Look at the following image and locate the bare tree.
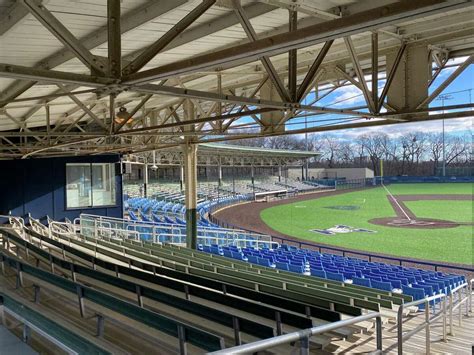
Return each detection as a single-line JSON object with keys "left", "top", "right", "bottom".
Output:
{"left": 446, "top": 134, "right": 470, "bottom": 165}
{"left": 337, "top": 141, "right": 356, "bottom": 165}
{"left": 319, "top": 135, "right": 341, "bottom": 168}
{"left": 427, "top": 133, "right": 444, "bottom": 174}
{"left": 357, "top": 133, "right": 387, "bottom": 174}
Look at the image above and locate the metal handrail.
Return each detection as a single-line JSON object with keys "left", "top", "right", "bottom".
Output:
{"left": 469, "top": 279, "right": 473, "bottom": 313}
{"left": 208, "top": 311, "right": 383, "bottom": 355}
{"left": 2, "top": 307, "right": 79, "bottom": 355}
{"left": 271, "top": 236, "right": 474, "bottom": 274}
{"left": 448, "top": 282, "right": 470, "bottom": 335}
{"left": 83, "top": 223, "right": 278, "bottom": 248}
{"left": 397, "top": 293, "right": 447, "bottom": 355}
{"left": 80, "top": 213, "right": 267, "bottom": 236}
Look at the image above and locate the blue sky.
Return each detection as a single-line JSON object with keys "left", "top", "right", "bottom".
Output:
{"left": 226, "top": 57, "right": 473, "bottom": 140}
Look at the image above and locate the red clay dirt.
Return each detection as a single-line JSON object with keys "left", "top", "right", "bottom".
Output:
{"left": 369, "top": 194, "right": 473, "bottom": 229}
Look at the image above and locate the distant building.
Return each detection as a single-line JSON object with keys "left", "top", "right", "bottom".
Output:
{"left": 288, "top": 167, "right": 374, "bottom": 181}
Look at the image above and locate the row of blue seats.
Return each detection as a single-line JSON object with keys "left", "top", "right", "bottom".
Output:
{"left": 202, "top": 245, "right": 465, "bottom": 303}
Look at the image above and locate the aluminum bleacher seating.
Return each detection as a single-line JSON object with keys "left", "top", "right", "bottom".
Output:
{"left": 200, "top": 243, "right": 465, "bottom": 303}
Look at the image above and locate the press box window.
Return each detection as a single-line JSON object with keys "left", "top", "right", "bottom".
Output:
{"left": 66, "top": 163, "right": 116, "bottom": 208}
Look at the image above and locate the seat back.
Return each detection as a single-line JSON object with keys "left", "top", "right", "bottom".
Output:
{"left": 326, "top": 271, "right": 344, "bottom": 282}
{"left": 353, "top": 277, "right": 371, "bottom": 288}
{"left": 372, "top": 280, "right": 393, "bottom": 292}
{"left": 288, "top": 264, "right": 304, "bottom": 273}
{"left": 310, "top": 269, "right": 326, "bottom": 279}
{"left": 275, "top": 261, "right": 289, "bottom": 271}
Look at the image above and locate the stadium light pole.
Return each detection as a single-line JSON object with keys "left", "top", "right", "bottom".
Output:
{"left": 436, "top": 94, "right": 453, "bottom": 177}
{"left": 304, "top": 95, "right": 309, "bottom": 181}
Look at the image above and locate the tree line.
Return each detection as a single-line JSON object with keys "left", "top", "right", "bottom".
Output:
{"left": 228, "top": 131, "right": 471, "bottom": 176}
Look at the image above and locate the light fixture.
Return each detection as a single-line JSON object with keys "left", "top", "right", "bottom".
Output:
{"left": 114, "top": 107, "right": 132, "bottom": 126}
{"left": 151, "top": 150, "right": 158, "bottom": 171}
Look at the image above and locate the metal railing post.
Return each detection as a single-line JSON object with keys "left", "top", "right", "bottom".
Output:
{"left": 376, "top": 315, "right": 382, "bottom": 351}
{"left": 300, "top": 336, "right": 309, "bottom": 355}
{"left": 425, "top": 299, "right": 430, "bottom": 355}
{"left": 449, "top": 293, "right": 454, "bottom": 335}
{"left": 397, "top": 304, "right": 404, "bottom": 355}
{"left": 442, "top": 296, "right": 447, "bottom": 342}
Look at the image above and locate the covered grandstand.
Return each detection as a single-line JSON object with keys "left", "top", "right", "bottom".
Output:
{"left": 0, "top": 0, "right": 473, "bottom": 354}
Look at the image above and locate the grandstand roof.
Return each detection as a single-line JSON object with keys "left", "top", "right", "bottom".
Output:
{"left": 200, "top": 143, "right": 319, "bottom": 158}
{"left": 126, "top": 142, "right": 317, "bottom": 166}
{"left": 0, "top": 0, "right": 472, "bottom": 158}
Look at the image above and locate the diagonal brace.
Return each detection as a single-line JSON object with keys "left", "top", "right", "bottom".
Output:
{"left": 20, "top": 0, "right": 106, "bottom": 74}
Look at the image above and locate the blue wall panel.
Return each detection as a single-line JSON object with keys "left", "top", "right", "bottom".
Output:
{"left": 0, "top": 155, "right": 123, "bottom": 222}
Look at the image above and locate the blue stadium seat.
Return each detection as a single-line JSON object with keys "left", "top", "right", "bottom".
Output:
{"left": 288, "top": 264, "right": 304, "bottom": 273}
{"left": 353, "top": 277, "right": 371, "bottom": 288}
{"left": 385, "top": 279, "right": 402, "bottom": 289}
{"left": 371, "top": 280, "right": 393, "bottom": 292}
{"left": 258, "top": 257, "right": 274, "bottom": 268}
{"left": 210, "top": 246, "right": 221, "bottom": 255}
{"left": 247, "top": 255, "right": 259, "bottom": 264}
{"left": 310, "top": 269, "right": 326, "bottom": 279}
{"left": 402, "top": 285, "right": 426, "bottom": 301}
{"left": 342, "top": 271, "right": 356, "bottom": 280}
{"left": 231, "top": 252, "right": 246, "bottom": 261}
{"left": 326, "top": 271, "right": 344, "bottom": 282}
{"left": 275, "top": 261, "right": 289, "bottom": 271}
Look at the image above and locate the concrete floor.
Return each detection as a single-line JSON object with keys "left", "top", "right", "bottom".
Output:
{"left": 0, "top": 326, "right": 37, "bottom": 355}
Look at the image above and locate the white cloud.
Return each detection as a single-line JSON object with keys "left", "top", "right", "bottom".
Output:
{"left": 327, "top": 85, "right": 364, "bottom": 107}
{"left": 325, "top": 116, "right": 473, "bottom": 140}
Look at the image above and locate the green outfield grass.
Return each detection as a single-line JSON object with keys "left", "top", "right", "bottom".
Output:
{"left": 260, "top": 183, "right": 473, "bottom": 264}
{"left": 404, "top": 200, "right": 472, "bottom": 223}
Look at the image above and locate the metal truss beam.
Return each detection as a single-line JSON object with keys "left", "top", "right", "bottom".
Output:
{"left": 123, "top": 0, "right": 471, "bottom": 85}
{"left": 134, "top": 83, "right": 367, "bottom": 116}
{"left": 232, "top": 0, "right": 290, "bottom": 102}
{"left": 296, "top": 40, "right": 333, "bottom": 102}
{"left": 57, "top": 85, "right": 108, "bottom": 130}
{"left": 288, "top": 8, "right": 298, "bottom": 102}
{"left": 0, "top": 64, "right": 115, "bottom": 87}
{"left": 0, "top": 1, "right": 33, "bottom": 36}
{"left": 200, "top": 110, "right": 474, "bottom": 145}
{"left": 115, "top": 94, "right": 153, "bottom": 133}
{"left": 417, "top": 55, "right": 474, "bottom": 108}
{"left": 107, "top": 0, "right": 121, "bottom": 78}
{"left": 259, "top": 0, "right": 340, "bottom": 21}
{"left": 20, "top": 0, "right": 105, "bottom": 74}
{"left": 123, "top": 0, "right": 216, "bottom": 75}
{"left": 378, "top": 41, "right": 407, "bottom": 112}
{"left": 344, "top": 36, "right": 375, "bottom": 113}
{"left": 371, "top": 32, "right": 379, "bottom": 109}
{"left": 0, "top": 0, "right": 188, "bottom": 108}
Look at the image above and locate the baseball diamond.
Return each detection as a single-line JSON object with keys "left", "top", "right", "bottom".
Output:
{"left": 215, "top": 183, "right": 473, "bottom": 265}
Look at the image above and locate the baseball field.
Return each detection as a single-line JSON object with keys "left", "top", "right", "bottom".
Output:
{"left": 260, "top": 183, "right": 473, "bottom": 264}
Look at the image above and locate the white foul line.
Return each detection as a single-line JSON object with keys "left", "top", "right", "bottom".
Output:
{"left": 382, "top": 183, "right": 412, "bottom": 221}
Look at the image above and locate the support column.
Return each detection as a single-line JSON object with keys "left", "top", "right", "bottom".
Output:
{"left": 260, "top": 81, "right": 285, "bottom": 134}
{"left": 278, "top": 165, "right": 282, "bottom": 182}
{"left": 179, "top": 164, "right": 184, "bottom": 192}
{"left": 182, "top": 99, "right": 198, "bottom": 249}
{"left": 143, "top": 162, "right": 148, "bottom": 198}
{"left": 183, "top": 143, "right": 198, "bottom": 249}
{"left": 218, "top": 163, "right": 223, "bottom": 187}
{"left": 387, "top": 43, "right": 430, "bottom": 111}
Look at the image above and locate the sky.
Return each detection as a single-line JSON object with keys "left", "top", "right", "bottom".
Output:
{"left": 226, "top": 57, "right": 473, "bottom": 141}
